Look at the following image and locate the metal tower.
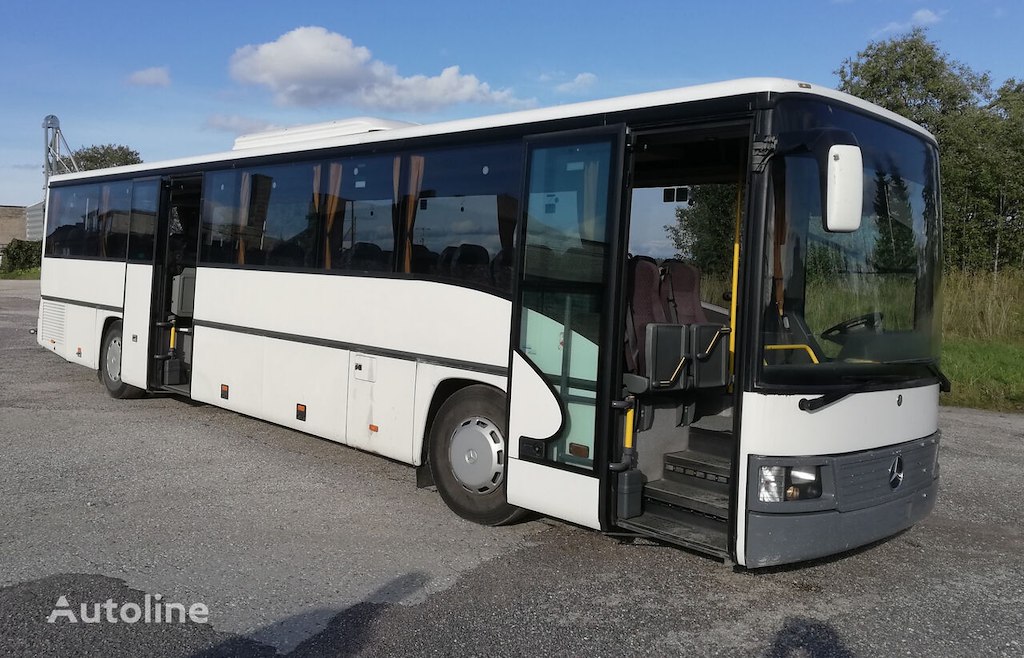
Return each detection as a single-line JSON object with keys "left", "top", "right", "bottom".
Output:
{"left": 43, "top": 115, "right": 78, "bottom": 193}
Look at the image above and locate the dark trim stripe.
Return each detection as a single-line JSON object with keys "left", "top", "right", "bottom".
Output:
{"left": 192, "top": 319, "right": 508, "bottom": 378}
{"left": 41, "top": 294, "right": 123, "bottom": 314}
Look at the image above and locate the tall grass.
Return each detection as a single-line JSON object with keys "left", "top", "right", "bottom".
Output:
{"left": 942, "top": 269, "right": 1024, "bottom": 343}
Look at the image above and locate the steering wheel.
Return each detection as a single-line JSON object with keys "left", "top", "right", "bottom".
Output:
{"left": 821, "top": 312, "right": 883, "bottom": 343}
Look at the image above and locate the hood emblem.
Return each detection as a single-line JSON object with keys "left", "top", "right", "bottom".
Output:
{"left": 888, "top": 455, "right": 905, "bottom": 489}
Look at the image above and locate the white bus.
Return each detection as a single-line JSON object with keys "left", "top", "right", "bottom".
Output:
{"left": 37, "top": 78, "right": 946, "bottom": 567}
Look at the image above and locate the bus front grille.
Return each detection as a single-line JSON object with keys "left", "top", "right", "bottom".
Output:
{"left": 834, "top": 434, "right": 939, "bottom": 512}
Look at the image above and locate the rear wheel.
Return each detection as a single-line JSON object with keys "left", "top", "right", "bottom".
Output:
{"left": 100, "top": 321, "right": 144, "bottom": 399}
{"left": 428, "top": 385, "right": 524, "bottom": 525}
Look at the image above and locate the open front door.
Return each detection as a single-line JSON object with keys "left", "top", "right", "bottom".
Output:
{"left": 120, "top": 180, "right": 161, "bottom": 390}
{"left": 506, "top": 127, "right": 627, "bottom": 529}
{"left": 149, "top": 175, "right": 202, "bottom": 393}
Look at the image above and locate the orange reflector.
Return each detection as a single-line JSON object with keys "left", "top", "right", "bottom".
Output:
{"left": 296, "top": 403, "right": 307, "bottom": 421}
{"left": 369, "top": 424, "right": 379, "bottom": 433}
{"left": 569, "top": 443, "right": 590, "bottom": 458}
{"left": 220, "top": 384, "right": 229, "bottom": 400}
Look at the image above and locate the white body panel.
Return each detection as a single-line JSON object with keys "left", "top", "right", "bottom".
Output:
{"left": 40, "top": 257, "right": 126, "bottom": 311}
{"left": 346, "top": 354, "right": 416, "bottom": 462}
{"left": 121, "top": 263, "right": 153, "bottom": 389}
{"left": 188, "top": 268, "right": 511, "bottom": 465}
{"left": 411, "top": 363, "right": 506, "bottom": 467}
{"left": 191, "top": 326, "right": 265, "bottom": 418}
{"left": 734, "top": 384, "right": 941, "bottom": 565}
{"left": 192, "top": 268, "right": 510, "bottom": 369}
{"left": 507, "top": 351, "right": 564, "bottom": 460}
{"left": 37, "top": 257, "right": 126, "bottom": 368}
{"left": 505, "top": 458, "right": 601, "bottom": 529}
{"left": 263, "top": 336, "right": 350, "bottom": 443}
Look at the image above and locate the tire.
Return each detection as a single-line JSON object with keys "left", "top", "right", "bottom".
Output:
{"left": 428, "top": 385, "right": 524, "bottom": 526}
{"left": 99, "top": 321, "right": 144, "bottom": 399}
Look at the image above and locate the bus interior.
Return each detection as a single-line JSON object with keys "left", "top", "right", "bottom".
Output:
{"left": 616, "top": 123, "right": 750, "bottom": 556}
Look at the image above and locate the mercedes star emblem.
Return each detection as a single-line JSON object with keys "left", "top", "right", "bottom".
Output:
{"left": 888, "top": 455, "right": 905, "bottom": 489}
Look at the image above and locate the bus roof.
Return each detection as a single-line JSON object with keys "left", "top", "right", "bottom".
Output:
{"left": 49, "top": 77, "right": 934, "bottom": 184}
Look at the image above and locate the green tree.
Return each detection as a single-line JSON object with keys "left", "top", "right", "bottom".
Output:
{"left": 991, "top": 80, "right": 1024, "bottom": 270}
{"left": 0, "top": 239, "right": 42, "bottom": 273}
{"left": 836, "top": 28, "right": 1024, "bottom": 273}
{"left": 871, "top": 169, "right": 918, "bottom": 273}
{"left": 72, "top": 144, "right": 142, "bottom": 171}
{"left": 664, "top": 184, "right": 735, "bottom": 275}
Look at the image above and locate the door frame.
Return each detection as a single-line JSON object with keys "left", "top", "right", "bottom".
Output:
{"left": 505, "top": 124, "right": 628, "bottom": 529}
{"left": 148, "top": 174, "right": 203, "bottom": 390}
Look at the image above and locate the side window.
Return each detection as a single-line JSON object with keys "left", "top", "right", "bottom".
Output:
{"left": 200, "top": 163, "right": 320, "bottom": 267}
{"left": 45, "top": 184, "right": 101, "bottom": 258}
{"left": 201, "top": 170, "right": 242, "bottom": 264}
{"left": 323, "top": 155, "right": 398, "bottom": 272}
{"left": 99, "top": 181, "right": 132, "bottom": 261}
{"left": 128, "top": 180, "right": 160, "bottom": 262}
{"left": 407, "top": 142, "right": 521, "bottom": 291}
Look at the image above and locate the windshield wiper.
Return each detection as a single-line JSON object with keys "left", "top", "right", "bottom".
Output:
{"left": 798, "top": 381, "right": 877, "bottom": 412}
{"left": 798, "top": 360, "right": 952, "bottom": 413}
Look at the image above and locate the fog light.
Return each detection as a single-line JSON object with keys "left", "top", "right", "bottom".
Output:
{"left": 785, "top": 466, "right": 822, "bottom": 500}
{"left": 758, "top": 466, "right": 785, "bottom": 502}
{"left": 758, "top": 465, "right": 823, "bottom": 502}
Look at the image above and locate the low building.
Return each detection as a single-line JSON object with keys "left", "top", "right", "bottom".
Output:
{"left": 0, "top": 205, "right": 27, "bottom": 248}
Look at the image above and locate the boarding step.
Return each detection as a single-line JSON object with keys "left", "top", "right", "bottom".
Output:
{"left": 664, "top": 450, "right": 731, "bottom": 485}
{"left": 618, "top": 503, "right": 729, "bottom": 559}
{"left": 644, "top": 478, "right": 729, "bottom": 519}
{"left": 686, "top": 426, "right": 735, "bottom": 460}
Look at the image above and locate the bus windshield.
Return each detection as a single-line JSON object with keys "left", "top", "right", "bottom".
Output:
{"left": 760, "top": 99, "right": 942, "bottom": 387}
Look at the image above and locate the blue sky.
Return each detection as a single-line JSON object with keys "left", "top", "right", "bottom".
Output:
{"left": 1, "top": 0, "right": 1019, "bottom": 206}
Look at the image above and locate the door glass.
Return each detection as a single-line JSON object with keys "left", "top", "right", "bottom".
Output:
{"left": 519, "top": 139, "right": 616, "bottom": 469}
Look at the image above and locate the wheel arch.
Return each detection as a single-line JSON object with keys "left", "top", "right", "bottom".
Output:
{"left": 96, "top": 314, "right": 123, "bottom": 379}
{"left": 416, "top": 377, "right": 507, "bottom": 485}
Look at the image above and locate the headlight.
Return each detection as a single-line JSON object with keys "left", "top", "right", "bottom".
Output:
{"left": 758, "top": 465, "right": 822, "bottom": 502}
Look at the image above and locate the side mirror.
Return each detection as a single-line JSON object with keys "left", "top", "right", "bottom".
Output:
{"left": 824, "top": 144, "right": 863, "bottom": 232}
{"left": 776, "top": 129, "right": 864, "bottom": 233}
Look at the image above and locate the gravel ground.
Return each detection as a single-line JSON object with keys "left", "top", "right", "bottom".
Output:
{"left": 1, "top": 279, "right": 1021, "bottom": 657}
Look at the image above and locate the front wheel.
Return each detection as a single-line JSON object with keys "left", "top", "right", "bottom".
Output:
{"left": 428, "top": 385, "right": 524, "bottom": 526}
{"left": 100, "top": 321, "right": 144, "bottom": 399}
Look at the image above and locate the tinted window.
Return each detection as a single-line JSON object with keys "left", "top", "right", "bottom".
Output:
{"left": 407, "top": 143, "right": 520, "bottom": 291}
{"left": 45, "top": 181, "right": 135, "bottom": 260}
{"left": 100, "top": 181, "right": 132, "bottom": 260}
{"left": 201, "top": 163, "right": 320, "bottom": 267}
{"left": 323, "top": 155, "right": 398, "bottom": 272}
{"left": 128, "top": 180, "right": 160, "bottom": 262}
{"left": 46, "top": 184, "right": 100, "bottom": 257}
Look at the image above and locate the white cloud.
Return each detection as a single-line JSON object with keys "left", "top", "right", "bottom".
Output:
{"left": 127, "top": 66, "right": 171, "bottom": 87}
{"left": 874, "top": 8, "right": 947, "bottom": 35}
{"left": 555, "top": 72, "right": 598, "bottom": 94}
{"left": 204, "top": 114, "right": 280, "bottom": 136}
{"left": 229, "top": 26, "right": 526, "bottom": 111}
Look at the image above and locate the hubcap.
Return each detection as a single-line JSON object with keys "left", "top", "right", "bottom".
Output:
{"left": 448, "top": 416, "right": 505, "bottom": 494}
{"left": 106, "top": 336, "right": 122, "bottom": 383}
